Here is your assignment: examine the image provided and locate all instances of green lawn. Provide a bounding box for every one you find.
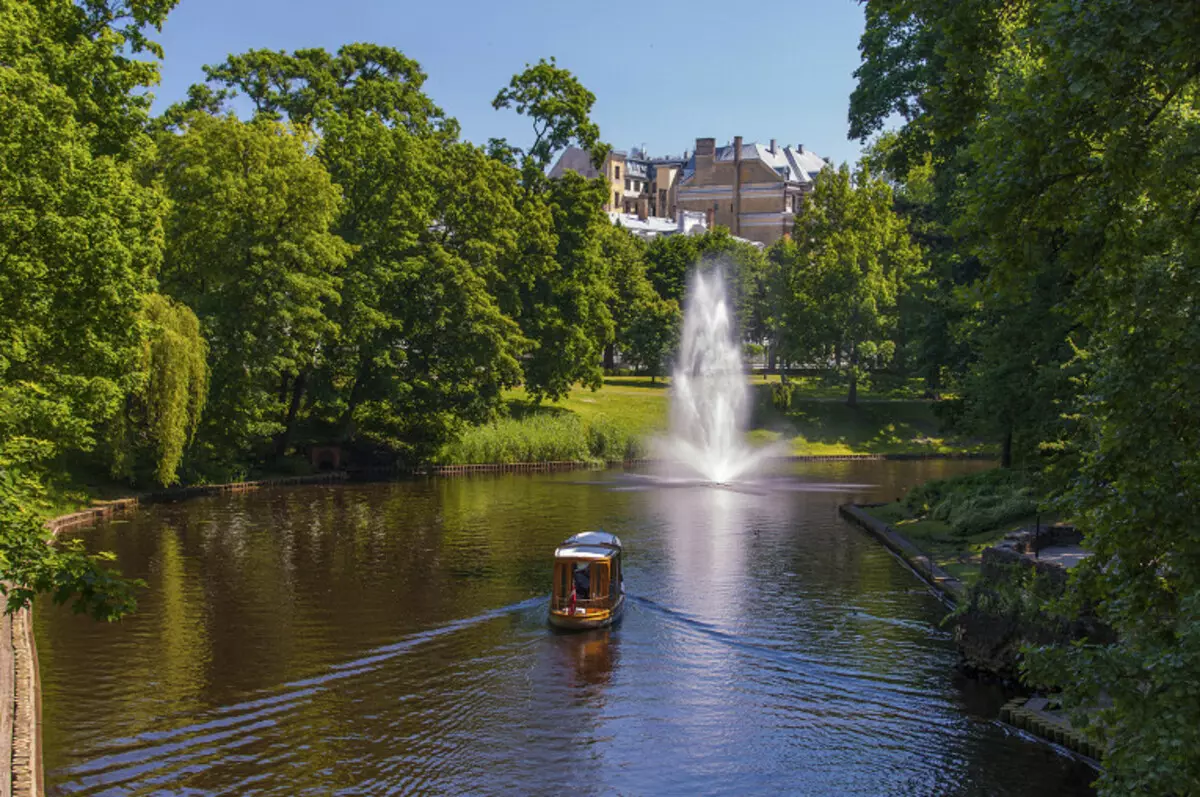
[439,375,990,464]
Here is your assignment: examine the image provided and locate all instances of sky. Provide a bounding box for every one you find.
[150,0,871,166]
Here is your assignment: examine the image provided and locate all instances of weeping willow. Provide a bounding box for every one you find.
[111,294,208,486]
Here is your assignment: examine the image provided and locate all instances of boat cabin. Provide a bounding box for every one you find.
[549,531,625,630]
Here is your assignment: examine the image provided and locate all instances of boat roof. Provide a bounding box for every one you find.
[555,531,622,560]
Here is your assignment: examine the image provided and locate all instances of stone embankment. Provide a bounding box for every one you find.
[840,502,1104,768]
[837,503,966,604]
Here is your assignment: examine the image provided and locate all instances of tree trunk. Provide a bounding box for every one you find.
[603,343,615,372]
[847,344,858,407]
[1001,428,1013,469]
[768,343,777,373]
[340,360,371,440]
[277,369,308,458]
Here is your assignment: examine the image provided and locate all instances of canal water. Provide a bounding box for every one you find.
[37,461,1096,795]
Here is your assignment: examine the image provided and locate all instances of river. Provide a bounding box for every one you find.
[36,461,1095,795]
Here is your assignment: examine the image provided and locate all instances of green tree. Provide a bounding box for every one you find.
[777,163,922,406]
[198,47,527,461]
[108,294,208,486]
[621,297,682,382]
[0,0,180,617]
[853,0,1200,788]
[492,56,605,186]
[154,112,348,468]
[493,60,614,400]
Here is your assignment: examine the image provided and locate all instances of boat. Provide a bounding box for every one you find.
[549,531,626,631]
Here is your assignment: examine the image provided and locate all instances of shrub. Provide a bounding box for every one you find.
[771,381,795,411]
[905,469,1040,536]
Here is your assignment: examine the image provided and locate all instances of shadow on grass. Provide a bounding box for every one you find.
[750,393,988,455]
[602,377,670,390]
[504,399,574,420]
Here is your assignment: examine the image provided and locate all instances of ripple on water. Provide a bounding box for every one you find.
[37,463,1094,796]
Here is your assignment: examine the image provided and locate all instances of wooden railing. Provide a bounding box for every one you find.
[550,595,613,612]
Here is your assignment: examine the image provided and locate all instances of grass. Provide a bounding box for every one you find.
[439,374,991,464]
[863,469,1050,584]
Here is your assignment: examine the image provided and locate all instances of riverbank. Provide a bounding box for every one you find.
[838,469,1104,771]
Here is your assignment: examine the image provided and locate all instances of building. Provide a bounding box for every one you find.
[676,136,830,246]
[608,209,709,241]
[549,146,688,217]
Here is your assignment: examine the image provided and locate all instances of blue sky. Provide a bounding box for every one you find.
[151,0,871,166]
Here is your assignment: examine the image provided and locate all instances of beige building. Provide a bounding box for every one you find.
[676,136,830,246]
[549,147,687,217]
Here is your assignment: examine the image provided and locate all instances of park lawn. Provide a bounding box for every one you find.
[440,376,991,464]
[768,397,990,456]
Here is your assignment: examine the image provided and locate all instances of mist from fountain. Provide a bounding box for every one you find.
[656,266,777,484]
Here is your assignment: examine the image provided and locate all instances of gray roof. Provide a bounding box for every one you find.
[680,141,829,184]
[548,146,601,180]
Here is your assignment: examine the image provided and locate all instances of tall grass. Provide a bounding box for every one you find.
[437,412,648,465]
[903,468,1040,536]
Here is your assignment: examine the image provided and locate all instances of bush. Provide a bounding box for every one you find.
[586,414,647,461]
[904,468,1040,536]
[771,381,795,411]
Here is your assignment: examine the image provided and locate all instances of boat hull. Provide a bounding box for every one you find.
[549,593,625,631]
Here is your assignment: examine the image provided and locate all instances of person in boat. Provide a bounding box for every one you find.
[573,563,590,599]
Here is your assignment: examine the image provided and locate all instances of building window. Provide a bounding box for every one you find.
[614,191,620,207]
[615,166,621,180]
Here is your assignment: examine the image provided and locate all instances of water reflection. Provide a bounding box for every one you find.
[35,462,1095,796]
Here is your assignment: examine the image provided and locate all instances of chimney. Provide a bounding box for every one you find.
[770,138,777,154]
[798,144,805,154]
[733,135,743,236]
[695,137,715,173]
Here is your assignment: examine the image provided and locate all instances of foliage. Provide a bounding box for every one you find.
[490,62,616,401]
[854,0,1200,787]
[0,0,174,616]
[621,297,681,381]
[108,294,208,486]
[154,112,348,466]
[0,468,140,619]
[903,468,1039,537]
[492,56,606,183]
[771,163,923,405]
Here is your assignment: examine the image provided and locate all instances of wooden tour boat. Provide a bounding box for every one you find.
[549,531,625,631]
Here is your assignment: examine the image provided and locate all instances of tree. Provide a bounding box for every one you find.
[198,47,528,461]
[0,0,180,617]
[492,57,605,185]
[154,112,348,468]
[777,163,922,405]
[107,294,208,486]
[492,60,614,400]
[621,297,682,382]
[853,0,1200,788]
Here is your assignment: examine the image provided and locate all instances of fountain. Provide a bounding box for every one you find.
[656,267,771,484]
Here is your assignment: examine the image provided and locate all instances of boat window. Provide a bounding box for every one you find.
[558,562,569,599]
[592,561,609,601]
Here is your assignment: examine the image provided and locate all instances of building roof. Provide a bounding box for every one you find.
[548,146,601,179]
[680,141,829,185]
